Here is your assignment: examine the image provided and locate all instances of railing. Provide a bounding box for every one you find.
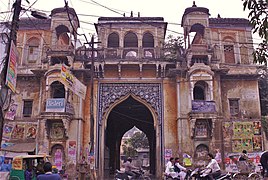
[50,45,74,52]
[190,44,209,52]
[77,47,162,60]
[192,100,216,113]
[45,98,74,114]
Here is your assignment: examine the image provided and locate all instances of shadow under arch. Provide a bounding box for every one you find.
[102,94,157,178]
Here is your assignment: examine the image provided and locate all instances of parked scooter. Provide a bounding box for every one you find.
[115,168,151,180]
[115,169,131,180]
[186,168,232,180]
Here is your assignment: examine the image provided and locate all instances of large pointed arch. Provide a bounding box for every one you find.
[97,83,164,179]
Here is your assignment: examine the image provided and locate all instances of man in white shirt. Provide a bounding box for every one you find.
[174,157,187,180]
[123,157,139,178]
[205,153,221,180]
[165,157,178,178]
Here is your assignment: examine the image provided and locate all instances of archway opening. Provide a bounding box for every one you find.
[105,96,156,177]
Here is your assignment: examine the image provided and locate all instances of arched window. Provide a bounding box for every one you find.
[193,81,208,100]
[26,37,40,63]
[50,81,65,98]
[108,32,119,47]
[142,32,154,47]
[55,25,70,45]
[190,23,205,44]
[124,32,138,47]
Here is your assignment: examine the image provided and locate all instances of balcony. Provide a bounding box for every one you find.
[192,100,216,113]
[190,44,209,52]
[45,98,74,115]
[76,47,162,61]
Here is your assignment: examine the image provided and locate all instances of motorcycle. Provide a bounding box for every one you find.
[186,168,232,180]
[115,168,151,180]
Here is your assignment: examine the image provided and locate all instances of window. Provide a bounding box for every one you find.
[50,81,65,98]
[193,81,208,100]
[195,120,209,138]
[124,32,138,47]
[26,38,40,63]
[142,32,154,47]
[224,45,235,63]
[108,32,119,48]
[23,100,33,117]
[229,99,239,115]
[28,46,39,62]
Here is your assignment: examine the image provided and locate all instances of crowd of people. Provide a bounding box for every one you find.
[164,149,268,180]
[165,157,187,180]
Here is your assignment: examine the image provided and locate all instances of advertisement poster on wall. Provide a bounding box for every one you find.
[223,121,262,153]
[11,124,25,139]
[225,152,262,173]
[26,125,37,139]
[164,149,172,164]
[4,103,18,120]
[68,141,77,164]
[54,149,63,170]
[2,124,14,140]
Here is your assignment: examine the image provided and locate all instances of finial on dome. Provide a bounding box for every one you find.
[192,1,197,7]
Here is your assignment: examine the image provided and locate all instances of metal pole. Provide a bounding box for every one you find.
[90,35,95,153]
[0,0,22,146]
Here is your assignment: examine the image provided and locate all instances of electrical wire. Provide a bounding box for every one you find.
[20,0,38,17]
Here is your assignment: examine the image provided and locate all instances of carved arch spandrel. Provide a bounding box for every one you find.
[102,93,158,129]
[98,83,162,125]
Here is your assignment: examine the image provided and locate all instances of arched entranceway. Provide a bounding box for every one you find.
[105,96,156,176]
[97,83,163,179]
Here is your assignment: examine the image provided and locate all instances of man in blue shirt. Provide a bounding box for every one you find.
[1,159,11,172]
[37,162,61,180]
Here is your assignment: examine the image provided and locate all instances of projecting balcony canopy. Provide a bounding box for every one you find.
[192,100,216,113]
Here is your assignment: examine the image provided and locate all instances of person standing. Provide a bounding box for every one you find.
[78,156,88,180]
[37,162,61,180]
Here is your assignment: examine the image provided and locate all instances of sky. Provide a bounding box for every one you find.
[0,0,262,43]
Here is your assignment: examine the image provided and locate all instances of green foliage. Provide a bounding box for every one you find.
[258,66,268,115]
[164,35,184,61]
[242,0,268,64]
[122,132,149,157]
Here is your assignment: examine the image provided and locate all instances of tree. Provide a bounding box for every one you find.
[242,0,268,64]
[258,66,268,115]
[164,35,184,61]
[122,132,149,157]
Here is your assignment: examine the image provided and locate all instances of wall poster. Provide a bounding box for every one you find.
[11,124,25,139]
[68,140,76,164]
[54,149,63,170]
[223,121,262,153]
[2,124,14,140]
[26,125,37,139]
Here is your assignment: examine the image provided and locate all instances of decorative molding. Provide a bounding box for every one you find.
[98,83,162,125]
